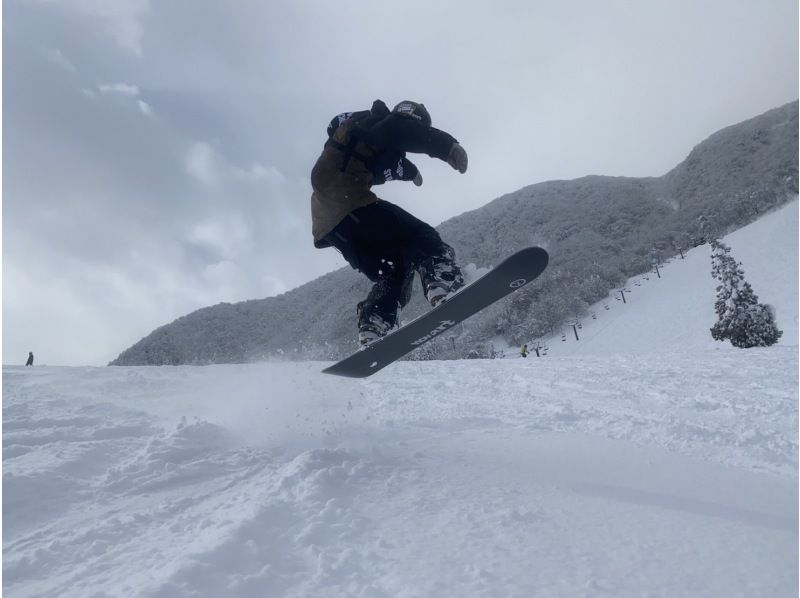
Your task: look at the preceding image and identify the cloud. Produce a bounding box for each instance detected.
[187,216,254,261]
[137,100,154,117]
[198,262,288,306]
[43,47,77,72]
[98,82,140,96]
[33,0,151,56]
[243,163,286,185]
[185,141,287,188]
[81,82,156,118]
[4,0,796,365]
[185,142,219,186]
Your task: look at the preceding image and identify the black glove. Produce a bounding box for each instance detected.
[413,172,423,186]
[447,143,468,174]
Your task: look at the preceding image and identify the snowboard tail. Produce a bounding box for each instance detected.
[322,247,549,378]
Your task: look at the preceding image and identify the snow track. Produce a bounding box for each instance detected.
[4,353,797,597]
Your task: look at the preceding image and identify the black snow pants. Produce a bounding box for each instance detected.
[320,200,460,331]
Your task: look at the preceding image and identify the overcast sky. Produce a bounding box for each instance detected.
[3,0,798,365]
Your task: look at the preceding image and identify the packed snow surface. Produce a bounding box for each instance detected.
[4,201,798,597]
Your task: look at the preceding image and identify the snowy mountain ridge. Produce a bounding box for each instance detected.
[110,101,798,365]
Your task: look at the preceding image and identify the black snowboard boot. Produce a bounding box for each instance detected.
[418,248,465,307]
[357,300,399,346]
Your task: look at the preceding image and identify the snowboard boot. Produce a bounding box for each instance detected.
[357,301,398,347]
[419,251,465,307]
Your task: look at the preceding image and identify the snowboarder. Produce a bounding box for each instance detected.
[311,99,469,346]
[25,352,34,366]
[520,344,529,358]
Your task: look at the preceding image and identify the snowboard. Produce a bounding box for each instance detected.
[322,246,549,378]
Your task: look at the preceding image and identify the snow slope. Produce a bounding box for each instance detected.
[3,203,798,597]
[539,199,798,356]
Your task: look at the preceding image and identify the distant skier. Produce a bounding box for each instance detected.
[25,352,34,366]
[520,344,529,358]
[311,99,469,346]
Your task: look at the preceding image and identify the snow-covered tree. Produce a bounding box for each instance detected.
[709,240,782,348]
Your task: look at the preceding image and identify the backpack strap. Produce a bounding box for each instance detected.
[324,111,388,173]
[324,136,376,172]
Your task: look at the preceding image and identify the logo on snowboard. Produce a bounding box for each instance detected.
[411,319,457,346]
[509,278,527,288]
